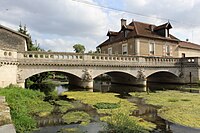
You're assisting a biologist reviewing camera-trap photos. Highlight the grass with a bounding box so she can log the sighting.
[131,90,200,128]
[0,85,54,133]
[62,91,156,131]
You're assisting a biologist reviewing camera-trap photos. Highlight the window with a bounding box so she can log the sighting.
[182,53,185,58]
[149,42,155,55]
[108,48,112,55]
[166,45,170,56]
[122,44,128,55]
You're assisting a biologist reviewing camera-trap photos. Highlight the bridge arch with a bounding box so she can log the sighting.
[146,71,181,84]
[93,70,138,86]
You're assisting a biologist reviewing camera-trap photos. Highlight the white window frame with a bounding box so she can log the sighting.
[122,43,128,55]
[149,41,155,55]
[108,47,112,55]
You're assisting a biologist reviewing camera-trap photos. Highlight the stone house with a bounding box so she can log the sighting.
[97,19,200,58]
[0,25,29,52]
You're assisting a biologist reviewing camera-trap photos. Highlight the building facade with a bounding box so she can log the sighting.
[0,25,28,52]
[97,19,200,58]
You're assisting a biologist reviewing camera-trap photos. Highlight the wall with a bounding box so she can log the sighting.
[0,28,27,52]
[101,37,179,57]
[0,49,18,88]
[139,38,178,57]
[178,47,200,57]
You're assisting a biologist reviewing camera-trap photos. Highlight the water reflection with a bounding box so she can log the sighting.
[55,81,184,94]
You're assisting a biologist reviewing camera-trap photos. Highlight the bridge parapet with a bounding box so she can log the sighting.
[16,51,184,67]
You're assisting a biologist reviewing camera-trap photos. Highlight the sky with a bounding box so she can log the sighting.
[1,0,200,52]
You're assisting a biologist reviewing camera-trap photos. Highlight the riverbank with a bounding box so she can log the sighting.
[0,85,54,132]
[131,90,200,128]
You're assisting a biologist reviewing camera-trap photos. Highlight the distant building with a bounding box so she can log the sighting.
[0,25,29,51]
[97,19,200,57]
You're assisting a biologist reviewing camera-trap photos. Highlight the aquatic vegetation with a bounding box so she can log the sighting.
[62,92,156,130]
[0,85,53,132]
[55,100,74,113]
[62,111,91,125]
[62,92,135,115]
[94,102,120,109]
[104,112,149,133]
[131,90,200,128]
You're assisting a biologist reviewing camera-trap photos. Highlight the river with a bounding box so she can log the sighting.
[33,82,200,133]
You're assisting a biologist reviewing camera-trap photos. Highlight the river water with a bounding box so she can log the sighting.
[33,82,200,133]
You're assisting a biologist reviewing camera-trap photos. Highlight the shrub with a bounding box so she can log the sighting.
[94,102,120,109]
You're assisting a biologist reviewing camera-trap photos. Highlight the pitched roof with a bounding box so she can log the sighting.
[0,24,29,38]
[154,22,172,31]
[179,41,200,50]
[98,20,179,48]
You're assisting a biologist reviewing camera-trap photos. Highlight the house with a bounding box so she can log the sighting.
[0,24,29,52]
[97,19,200,58]
[178,41,200,57]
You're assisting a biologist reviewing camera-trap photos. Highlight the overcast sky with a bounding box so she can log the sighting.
[1,0,200,52]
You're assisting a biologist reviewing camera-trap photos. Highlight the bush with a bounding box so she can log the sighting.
[105,112,148,133]
[94,102,120,109]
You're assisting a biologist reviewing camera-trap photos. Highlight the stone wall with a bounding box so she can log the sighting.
[0,28,27,52]
[0,96,16,133]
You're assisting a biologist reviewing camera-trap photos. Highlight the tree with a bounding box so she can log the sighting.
[18,23,43,51]
[73,44,85,53]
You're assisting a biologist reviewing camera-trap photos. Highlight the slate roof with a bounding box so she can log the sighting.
[179,41,200,50]
[98,21,179,47]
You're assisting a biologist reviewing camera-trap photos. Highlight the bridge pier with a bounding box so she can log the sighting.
[17,81,25,88]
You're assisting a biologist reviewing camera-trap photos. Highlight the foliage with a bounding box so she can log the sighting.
[62,111,91,125]
[0,85,53,132]
[105,112,148,133]
[94,102,120,109]
[18,23,43,51]
[131,91,200,128]
[73,44,85,53]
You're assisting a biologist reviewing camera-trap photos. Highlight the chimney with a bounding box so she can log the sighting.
[149,25,154,32]
[121,19,126,28]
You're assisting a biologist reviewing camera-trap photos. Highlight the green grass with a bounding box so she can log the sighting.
[0,85,53,133]
[131,90,200,128]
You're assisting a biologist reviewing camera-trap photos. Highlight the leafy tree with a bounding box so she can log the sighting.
[73,44,85,53]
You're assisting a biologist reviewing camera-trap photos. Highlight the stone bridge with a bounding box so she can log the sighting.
[0,49,200,89]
